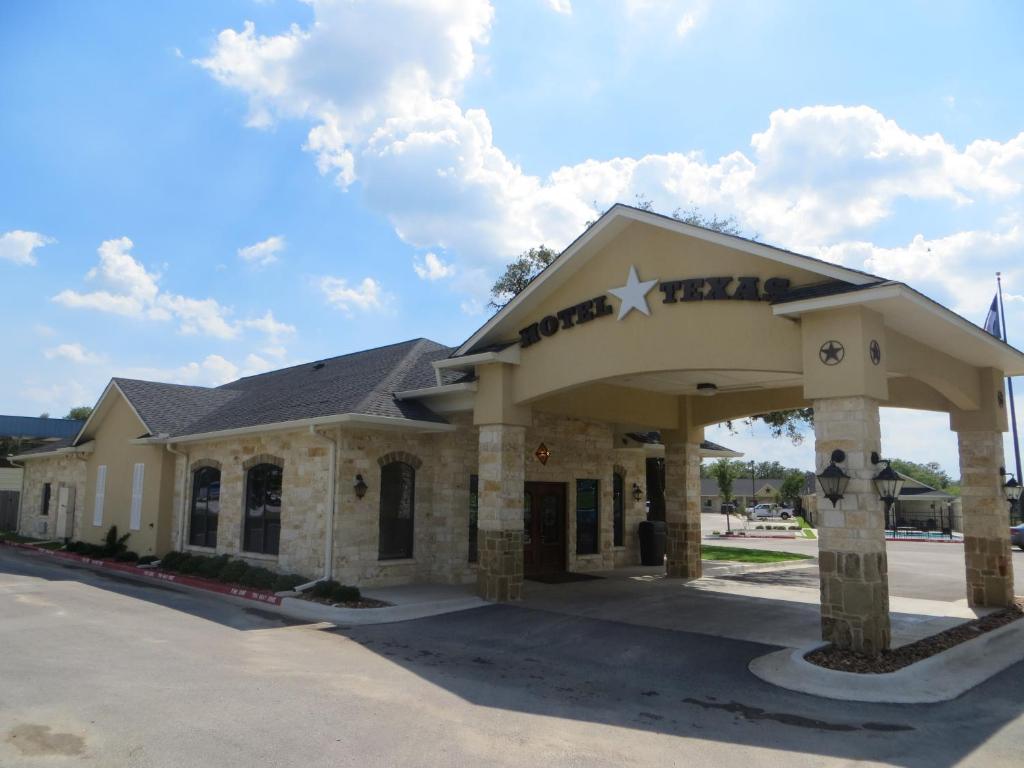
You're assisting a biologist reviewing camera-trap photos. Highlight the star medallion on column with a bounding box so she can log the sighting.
[608,265,658,320]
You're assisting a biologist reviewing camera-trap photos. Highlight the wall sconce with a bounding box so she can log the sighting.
[1001,467,1022,504]
[535,443,551,465]
[816,449,850,508]
[631,483,643,502]
[353,474,368,500]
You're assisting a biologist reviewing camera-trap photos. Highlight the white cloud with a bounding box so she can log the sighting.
[52,236,294,341]
[238,235,285,265]
[675,12,698,37]
[34,324,57,337]
[44,343,103,365]
[243,310,296,343]
[545,0,572,14]
[319,275,388,314]
[0,230,55,265]
[413,251,454,280]
[21,380,92,415]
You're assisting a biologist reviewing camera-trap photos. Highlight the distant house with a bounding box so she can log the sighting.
[700,476,816,511]
[1,415,84,532]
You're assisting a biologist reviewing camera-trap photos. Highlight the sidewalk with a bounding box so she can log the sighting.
[0,540,486,626]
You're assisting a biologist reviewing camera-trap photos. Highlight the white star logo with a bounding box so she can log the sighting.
[608,265,658,320]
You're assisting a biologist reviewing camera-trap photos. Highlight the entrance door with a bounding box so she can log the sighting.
[523,482,566,577]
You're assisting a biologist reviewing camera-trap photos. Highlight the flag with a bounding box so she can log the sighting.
[983,296,1002,339]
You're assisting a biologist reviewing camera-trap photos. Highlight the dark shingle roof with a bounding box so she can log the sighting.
[770,280,888,304]
[112,379,243,437]
[129,338,456,438]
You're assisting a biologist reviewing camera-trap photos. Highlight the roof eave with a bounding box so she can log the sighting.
[146,412,456,445]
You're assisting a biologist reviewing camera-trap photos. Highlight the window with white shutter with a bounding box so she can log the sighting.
[93,465,107,526]
[129,463,145,530]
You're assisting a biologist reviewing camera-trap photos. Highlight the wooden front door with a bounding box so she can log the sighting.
[523,482,566,577]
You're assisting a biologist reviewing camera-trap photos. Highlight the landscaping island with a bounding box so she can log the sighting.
[806,599,1024,674]
[700,545,814,564]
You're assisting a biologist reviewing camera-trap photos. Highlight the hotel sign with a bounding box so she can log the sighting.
[518,266,791,348]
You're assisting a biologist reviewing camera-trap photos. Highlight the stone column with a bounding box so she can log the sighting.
[814,396,891,655]
[957,430,1015,607]
[663,428,702,579]
[476,424,525,601]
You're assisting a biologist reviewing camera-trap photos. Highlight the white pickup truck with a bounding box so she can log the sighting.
[747,503,791,520]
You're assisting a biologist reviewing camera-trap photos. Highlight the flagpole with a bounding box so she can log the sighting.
[996,272,1023,486]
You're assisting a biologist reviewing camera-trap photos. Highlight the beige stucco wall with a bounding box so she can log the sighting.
[18,453,87,539]
[80,392,175,556]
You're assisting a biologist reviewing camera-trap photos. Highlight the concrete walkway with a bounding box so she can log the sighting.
[521,563,985,648]
[277,582,486,625]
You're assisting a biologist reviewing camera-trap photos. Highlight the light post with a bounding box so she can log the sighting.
[750,461,756,513]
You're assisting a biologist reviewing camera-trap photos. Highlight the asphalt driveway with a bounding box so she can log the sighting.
[2,546,1023,767]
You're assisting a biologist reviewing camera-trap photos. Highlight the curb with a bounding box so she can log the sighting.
[2,539,487,626]
[703,559,817,578]
[2,540,281,605]
[748,618,1024,703]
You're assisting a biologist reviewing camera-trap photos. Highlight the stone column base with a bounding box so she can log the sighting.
[477,529,524,601]
[819,550,891,656]
[666,520,701,579]
[964,536,1014,608]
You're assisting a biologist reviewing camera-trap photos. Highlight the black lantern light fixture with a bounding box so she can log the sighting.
[870,452,905,508]
[631,482,643,502]
[816,449,851,508]
[1002,467,1022,505]
[353,474,368,500]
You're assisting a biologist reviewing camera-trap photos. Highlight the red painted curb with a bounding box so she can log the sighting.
[885,537,963,544]
[1,540,282,605]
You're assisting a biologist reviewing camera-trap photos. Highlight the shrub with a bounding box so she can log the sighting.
[272,573,309,593]
[195,554,231,580]
[311,579,341,599]
[176,554,205,575]
[218,560,250,584]
[102,525,131,557]
[755,525,764,530]
[330,584,360,604]
[159,551,184,570]
[238,566,276,591]
[137,555,158,566]
[164,553,196,573]
[114,550,139,562]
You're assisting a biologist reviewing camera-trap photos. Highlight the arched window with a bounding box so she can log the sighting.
[189,466,221,548]
[244,463,283,555]
[379,461,415,560]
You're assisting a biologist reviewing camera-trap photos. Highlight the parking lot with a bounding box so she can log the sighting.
[2,543,1024,767]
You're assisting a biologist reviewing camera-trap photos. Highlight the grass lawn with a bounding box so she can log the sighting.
[701,545,813,563]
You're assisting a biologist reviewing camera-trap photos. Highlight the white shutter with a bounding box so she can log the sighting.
[129,463,145,530]
[93,465,107,526]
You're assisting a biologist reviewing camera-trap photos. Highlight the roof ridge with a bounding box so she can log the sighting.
[219,337,445,388]
[354,338,434,413]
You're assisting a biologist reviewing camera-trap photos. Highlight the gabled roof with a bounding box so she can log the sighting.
[19,339,457,455]
[455,203,886,356]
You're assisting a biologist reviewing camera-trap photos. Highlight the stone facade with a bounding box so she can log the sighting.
[957,429,1015,607]
[18,453,88,540]
[523,412,646,573]
[164,410,647,593]
[663,431,702,579]
[813,396,891,655]
[476,424,525,600]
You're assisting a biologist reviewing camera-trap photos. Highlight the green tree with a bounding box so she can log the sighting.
[889,459,953,490]
[64,406,93,421]
[708,458,740,505]
[488,245,558,309]
[779,471,806,505]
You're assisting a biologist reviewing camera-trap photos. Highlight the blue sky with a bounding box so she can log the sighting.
[3,0,1023,476]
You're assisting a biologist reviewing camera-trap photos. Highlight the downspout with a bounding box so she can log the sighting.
[8,458,25,536]
[165,444,189,551]
[308,425,338,580]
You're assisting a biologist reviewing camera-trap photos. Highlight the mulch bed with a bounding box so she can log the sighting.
[806,598,1024,674]
[299,595,392,609]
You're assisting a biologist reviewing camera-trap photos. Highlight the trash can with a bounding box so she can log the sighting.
[638,520,667,566]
